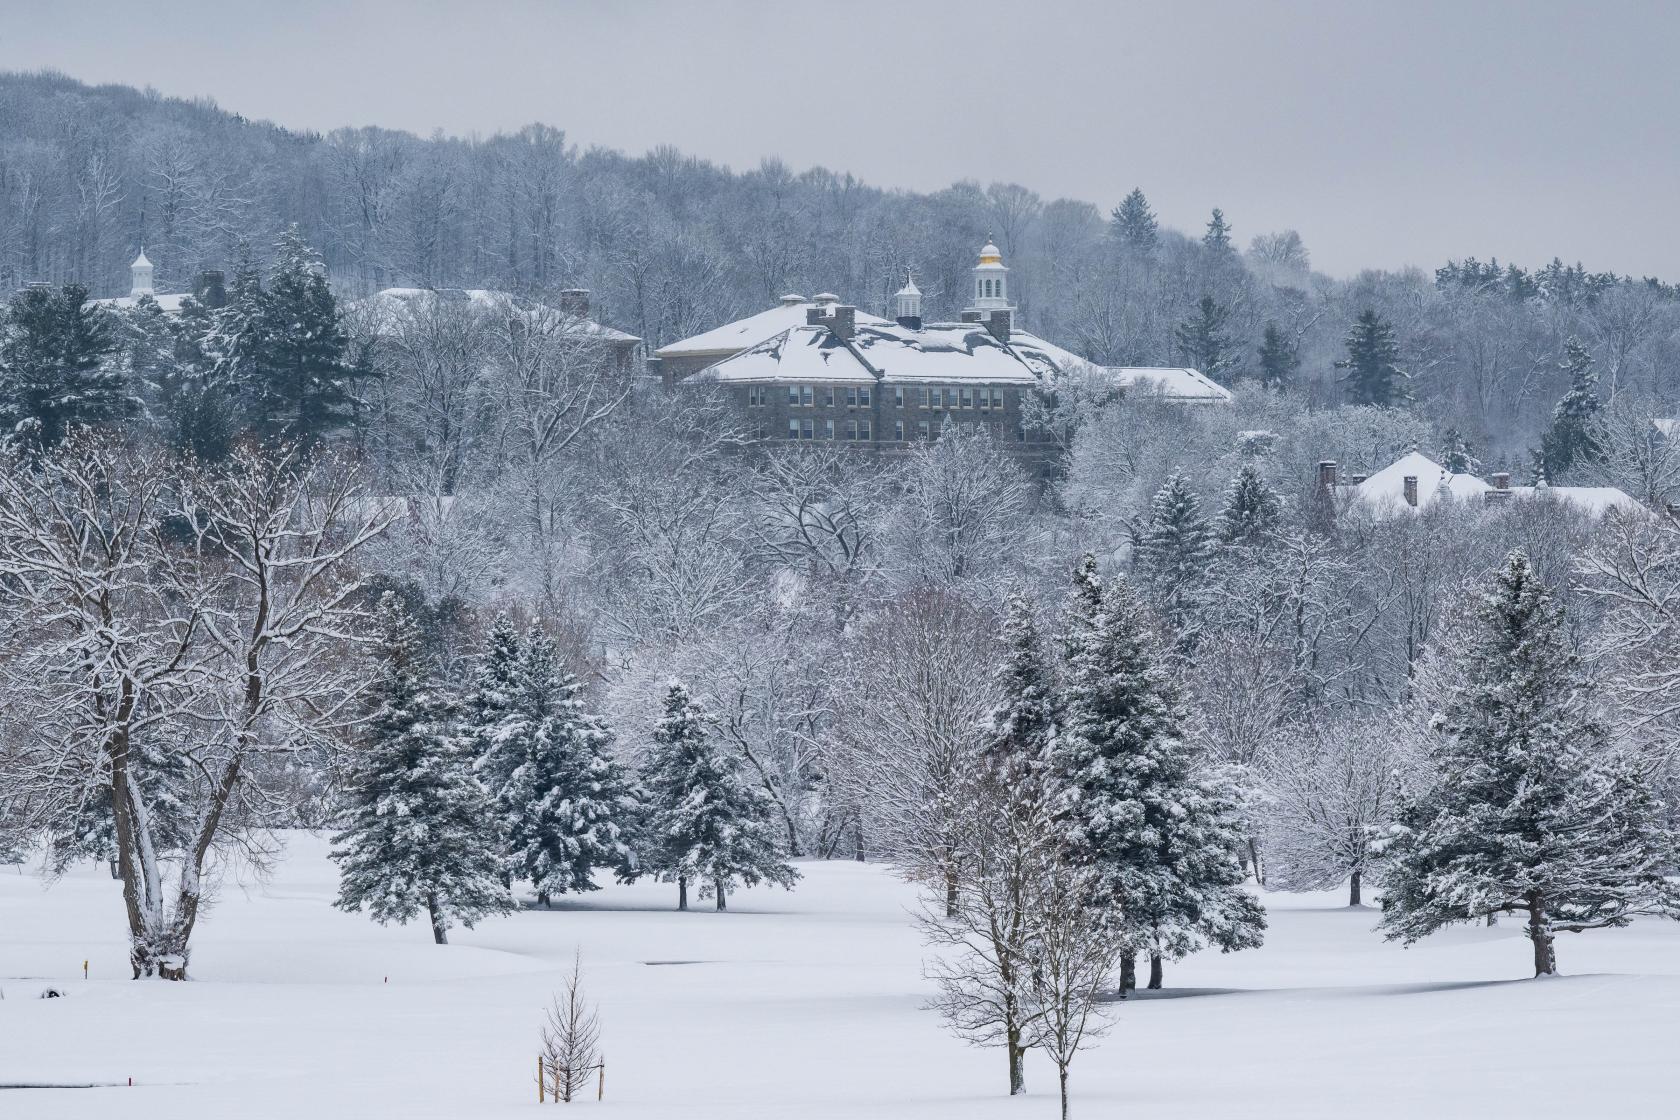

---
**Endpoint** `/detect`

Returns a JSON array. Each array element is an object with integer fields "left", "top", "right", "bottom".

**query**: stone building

[{"left": 658, "top": 242, "right": 1229, "bottom": 452}]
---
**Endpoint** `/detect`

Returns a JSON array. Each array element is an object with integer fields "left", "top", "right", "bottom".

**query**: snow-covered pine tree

[
  {"left": 1336, "top": 309, "right": 1407, "bottom": 407},
  {"left": 1202, "top": 208, "right": 1235, "bottom": 255},
  {"left": 1536, "top": 338, "right": 1608, "bottom": 482},
  {"left": 1379, "top": 552, "right": 1679, "bottom": 975},
  {"left": 497, "top": 626, "right": 643, "bottom": 905},
  {"left": 1440, "top": 427, "right": 1480, "bottom": 476},
  {"left": 1131, "top": 473, "right": 1214, "bottom": 642},
  {"left": 1174, "top": 295, "right": 1238, "bottom": 385},
  {"left": 642, "top": 680, "right": 798, "bottom": 911},
  {"left": 1255, "top": 323, "right": 1299, "bottom": 390},
  {"left": 0, "top": 282, "right": 132, "bottom": 448},
  {"left": 331, "top": 598, "right": 511, "bottom": 944},
  {"left": 466, "top": 613, "right": 527, "bottom": 829},
  {"left": 1107, "top": 188, "right": 1158, "bottom": 253},
  {"left": 1052, "top": 575, "right": 1264, "bottom": 994},
  {"left": 254, "top": 227, "right": 363, "bottom": 442},
  {"left": 1216, "top": 465, "right": 1283, "bottom": 546}
]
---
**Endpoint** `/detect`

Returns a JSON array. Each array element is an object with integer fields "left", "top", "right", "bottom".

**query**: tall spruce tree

[
  {"left": 642, "top": 681, "right": 799, "bottom": 911},
  {"left": 489, "top": 626, "right": 643, "bottom": 904},
  {"left": 1535, "top": 339, "right": 1607, "bottom": 482},
  {"left": 0, "top": 282, "right": 131, "bottom": 448},
  {"left": 331, "top": 600, "right": 512, "bottom": 944},
  {"left": 1255, "top": 322, "right": 1299, "bottom": 389},
  {"left": 1336, "top": 309, "right": 1407, "bottom": 406},
  {"left": 255, "top": 228, "right": 362, "bottom": 441},
  {"left": 1108, "top": 188, "right": 1158, "bottom": 253},
  {"left": 1202, "top": 208, "right": 1234, "bottom": 255},
  {"left": 1441, "top": 427, "right": 1480, "bottom": 475},
  {"left": 1217, "top": 465, "right": 1283, "bottom": 545},
  {"left": 1174, "top": 295, "right": 1238, "bottom": 384},
  {"left": 1131, "top": 473, "right": 1215, "bottom": 641},
  {"left": 1052, "top": 575, "right": 1264, "bottom": 994},
  {"left": 1379, "top": 553, "right": 1678, "bottom": 976}
]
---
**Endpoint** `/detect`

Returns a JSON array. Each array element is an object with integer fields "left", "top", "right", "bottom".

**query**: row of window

[
  {"left": 784, "top": 418, "right": 1027, "bottom": 443},
  {"left": 747, "top": 384, "right": 1015, "bottom": 410}
]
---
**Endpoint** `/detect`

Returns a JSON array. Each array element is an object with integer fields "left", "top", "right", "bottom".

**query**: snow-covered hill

[{"left": 3, "top": 832, "right": 1676, "bottom": 1118}]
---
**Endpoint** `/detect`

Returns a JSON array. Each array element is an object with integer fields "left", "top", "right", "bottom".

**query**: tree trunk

[
  {"left": 1059, "top": 1064, "right": 1070, "bottom": 1120},
  {"left": 1348, "top": 867, "right": 1362, "bottom": 907},
  {"left": 108, "top": 859, "right": 120, "bottom": 881},
  {"left": 1527, "top": 893, "right": 1555, "bottom": 976},
  {"left": 1147, "top": 952, "right": 1163, "bottom": 989},
  {"left": 678, "top": 876, "right": 688, "bottom": 911},
  {"left": 428, "top": 894, "right": 448, "bottom": 945},
  {"left": 537, "top": 891, "right": 551, "bottom": 909},
  {"left": 944, "top": 867, "right": 959, "bottom": 919},
  {"left": 853, "top": 816, "right": 866, "bottom": 862},
  {"left": 1247, "top": 836, "right": 1265, "bottom": 886},
  {"left": 715, "top": 880, "right": 727, "bottom": 911},
  {"left": 1118, "top": 951, "right": 1136, "bottom": 997},
  {"left": 1006, "top": 1027, "right": 1025, "bottom": 1095}
]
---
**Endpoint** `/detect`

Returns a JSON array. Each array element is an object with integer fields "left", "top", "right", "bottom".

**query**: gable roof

[
  {"left": 363, "top": 287, "right": 640, "bottom": 344},
  {"left": 687, "top": 320, "right": 1044, "bottom": 385},
  {"left": 1344, "top": 450, "right": 1644, "bottom": 519}
]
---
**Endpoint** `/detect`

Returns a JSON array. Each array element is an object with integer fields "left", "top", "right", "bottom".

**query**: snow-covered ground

[{"left": 3, "top": 832, "right": 1676, "bottom": 1118}]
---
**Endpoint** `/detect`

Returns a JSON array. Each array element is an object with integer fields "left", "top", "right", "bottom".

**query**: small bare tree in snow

[{"left": 540, "top": 952, "right": 602, "bottom": 1103}]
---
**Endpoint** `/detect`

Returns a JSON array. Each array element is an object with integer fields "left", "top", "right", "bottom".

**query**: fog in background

[{"left": 5, "top": 0, "right": 1677, "bottom": 278}]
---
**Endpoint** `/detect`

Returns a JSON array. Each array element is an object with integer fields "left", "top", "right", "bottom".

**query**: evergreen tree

[
  {"left": 1108, "top": 188, "right": 1158, "bottom": 253},
  {"left": 990, "top": 591, "right": 1059, "bottom": 773},
  {"left": 1255, "top": 322, "right": 1299, "bottom": 389},
  {"left": 0, "top": 282, "right": 132, "bottom": 448},
  {"left": 1052, "top": 576, "right": 1264, "bottom": 994},
  {"left": 466, "top": 614, "right": 529, "bottom": 807},
  {"left": 253, "top": 228, "right": 363, "bottom": 441},
  {"left": 1131, "top": 473, "right": 1215, "bottom": 640},
  {"left": 332, "top": 600, "right": 512, "bottom": 945},
  {"left": 1335, "top": 309, "right": 1407, "bottom": 407},
  {"left": 1217, "top": 465, "right": 1283, "bottom": 545},
  {"left": 1379, "top": 553, "right": 1679, "bottom": 976},
  {"left": 1174, "top": 295, "right": 1238, "bottom": 384},
  {"left": 491, "top": 625, "right": 643, "bottom": 904},
  {"left": 1535, "top": 339, "right": 1607, "bottom": 482},
  {"left": 156, "top": 294, "right": 238, "bottom": 460},
  {"left": 1201, "top": 208, "right": 1234, "bottom": 255},
  {"left": 1441, "top": 427, "right": 1480, "bottom": 475},
  {"left": 642, "top": 681, "right": 799, "bottom": 911}
]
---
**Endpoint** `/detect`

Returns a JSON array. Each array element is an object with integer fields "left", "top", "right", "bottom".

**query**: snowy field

[{"left": 3, "top": 832, "right": 1677, "bottom": 1119}]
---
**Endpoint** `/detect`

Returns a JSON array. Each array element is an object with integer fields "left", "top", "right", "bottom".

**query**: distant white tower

[
  {"left": 129, "top": 249, "right": 155, "bottom": 298},
  {"left": 893, "top": 270, "right": 922, "bottom": 324},
  {"left": 968, "top": 239, "right": 1011, "bottom": 313}
]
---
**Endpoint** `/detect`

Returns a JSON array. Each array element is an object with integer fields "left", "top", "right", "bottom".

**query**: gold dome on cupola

[{"left": 978, "top": 240, "right": 1003, "bottom": 265}]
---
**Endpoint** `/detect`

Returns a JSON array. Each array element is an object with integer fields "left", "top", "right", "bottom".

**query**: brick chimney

[
  {"left": 807, "top": 303, "right": 856, "bottom": 341},
  {"left": 1403, "top": 475, "right": 1419, "bottom": 507},
  {"left": 558, "top": 289, "right": 590, "bottom": 318},
  {"left": 983, "top": 308, "right": 1012, "bottom": 344},
  {"left": 1485, "top": 471, "right": 1514, "bottom": 505},
  {"left": 1317, "top": 460, "right": 1338, "bottom": 488}
]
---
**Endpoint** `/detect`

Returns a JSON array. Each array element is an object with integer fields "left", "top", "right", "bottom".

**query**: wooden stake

[
  {"left": 598, "top": 1060, "right": 605, "bottom": 1101},
  {"left": 537, "top": 1056, "right": 544, "bottom": 1103},
  {"left": 83, "top": 960, "right": 88, "bottom": 980}
]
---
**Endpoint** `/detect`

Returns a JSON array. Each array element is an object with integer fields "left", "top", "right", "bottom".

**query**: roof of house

[
  {"left": 655, "top": 298, "right": 892, "bottom": 358},
  {"left": 90, "top": 292, "right": 190, "bottom": 314},
  {"left": 1655, "top": 418, "right": 1677, "bottom": 439},
  {"left": 1344, "top": 450, "right": 1643, "bottom": 519},
  {"left": 365, "top": 287, "right": 641, "bottom": 343}
]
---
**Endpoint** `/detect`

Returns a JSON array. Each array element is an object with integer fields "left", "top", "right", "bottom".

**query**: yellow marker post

[
  {"left": 83, "top": 960, "right": 88, "bottom": 980},
  {"left": 537, "top": 1056, "right": 544, "bottom": 1103}
]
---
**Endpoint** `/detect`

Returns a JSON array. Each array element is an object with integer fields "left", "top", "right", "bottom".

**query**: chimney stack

[
  {"left": 1492, "top": 471, "right": 1511, "bottom": 490},
  {"left": 1486, "top": 471, "right": 1514, "bottom": 504},
  {"left": 1403, "top": 475, "right": 1419, "bottom": 507},
  {"left": 983, "top": 308, "right": 1012, "bottom": 344},
  {"left": 557, "top": 289, "right": 590, "bottom": 318},
  {"left": 808, "top": 303, "right": 856, "bottom": 341},
  {"left": 1317, "top": 460, "right": 1338, "bottom": 488}
]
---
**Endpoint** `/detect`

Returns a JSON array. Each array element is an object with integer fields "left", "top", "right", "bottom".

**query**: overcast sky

[{"left": 4, "top": 0, "right": 1676, "bottom": 278}]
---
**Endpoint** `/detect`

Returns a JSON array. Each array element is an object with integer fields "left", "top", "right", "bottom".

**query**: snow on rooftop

[
  {"left": 1506, "top": 484, "right": 1647, "bottom": 517},
  {"left": 90, "top": 291, "right": 190, "bottom": 314},
  {"left": 686, "top": 321, "right": 1044, "bottom": 386},
  {"left": 364, "top": 287, "right": 640, "bottom": 343},
  {"left": 1346, "top": 450, "right": 1644, "bottom": 519},
  {"left": 656, "top": 300, "right": 891, "bottom": 358}
]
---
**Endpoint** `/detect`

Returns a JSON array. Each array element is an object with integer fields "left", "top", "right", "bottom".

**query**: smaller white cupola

[
  {"left": 968, "top": 239, "right": 1010, "bottom": 313},
  {"left": 130, "top": 248, "right": 155, "bottom": 297},
  {"left": 893, "top": 271, "right": 922, "bottom": 323}
]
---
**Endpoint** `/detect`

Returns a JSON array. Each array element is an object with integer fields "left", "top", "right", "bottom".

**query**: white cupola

[
  {"left": 893, "top": 271, "right": 922, "bottom": 323},
  {"left": 968, "top": 239, "right": 1010, "bottom": 312},
  {"left": 129, "top": 249, "right": 155, "bottom": 297}
]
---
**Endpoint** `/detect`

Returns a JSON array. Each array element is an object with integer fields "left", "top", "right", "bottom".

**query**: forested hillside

[{"left": 3, "top": 69, "right": 1677, "bottom": 460}]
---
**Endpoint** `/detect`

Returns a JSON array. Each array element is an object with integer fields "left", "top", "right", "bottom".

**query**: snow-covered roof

[
  {"left": 1505, "top": 484, "right": 1646, "bottom": 517},
  {"left": 1344, "top": 451, "right": 1491, "bottom": 515},
  {"left": 656, "top": 299, "right": 892, "bottom": 358},
  {"left": 1654, "top": 418, "right": 1677, "bottom": 440},
  {"left": 363, "top": 287, "right": 640, "bottom": 344},
  {"left": 1344, "top": 451, "right": 1644, "bottom": 520},
  {"left": 1004, "top": 330, "right": 1232, "bottom": 402},
  {"left": 90, "top": 292, "right": 190, "bottom": 315},
  {"left": 687, "top": 321, "right": 1043, "bottom": 386}
]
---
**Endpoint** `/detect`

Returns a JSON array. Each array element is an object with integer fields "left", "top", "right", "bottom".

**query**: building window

[
  {"left": 860, "top": 386, "right": 872, "bottom": 406},
  {"left": 894, "top": 419, "right": 904, "bottom": 441},
  {"left": 931, "top": 387, "right": 944, "bottom": 409},
  {"left": 917, "top": 420, "right": 930, "bottom": 439},
  {"left": 802, "top": 418, "right": 815, "bottom": 440},
  {"left": 802, "top": 385, "right": 814, "bottom": 407},
  {"left": 787, "top": 419, "right": 800, "bottom": 439},
  {"left": 846, "top": 387, "right": 858, "bottom": 408},
  {"left": 894, "top": 386, "right": 904, "bottom": 408},
  {"left": 961, "top": 387, "right": 973, "bottom": 409},
  {"left": 824, "top": 419, "right": 835, "bottom": 439},
  {"left": 978, "top": 387, "right": 991, "bottom": 411},
  {"left": 823, "top": 386, "right": 835, "bottom": 407},
  {"left": 1017, "top": 424, "right": 1027, "bottom": 443},
  {"left": 845, "top": 420, "right": 857, "bottom": 441},
  {"left": 859, "top": 419, "right": 872, "bottom": 441},
  {"left": 787, "top": 385, "right": 799, "bottom": 407},
  {"left": 919, "top": 387, "right": 930, "bottom": 408}
]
